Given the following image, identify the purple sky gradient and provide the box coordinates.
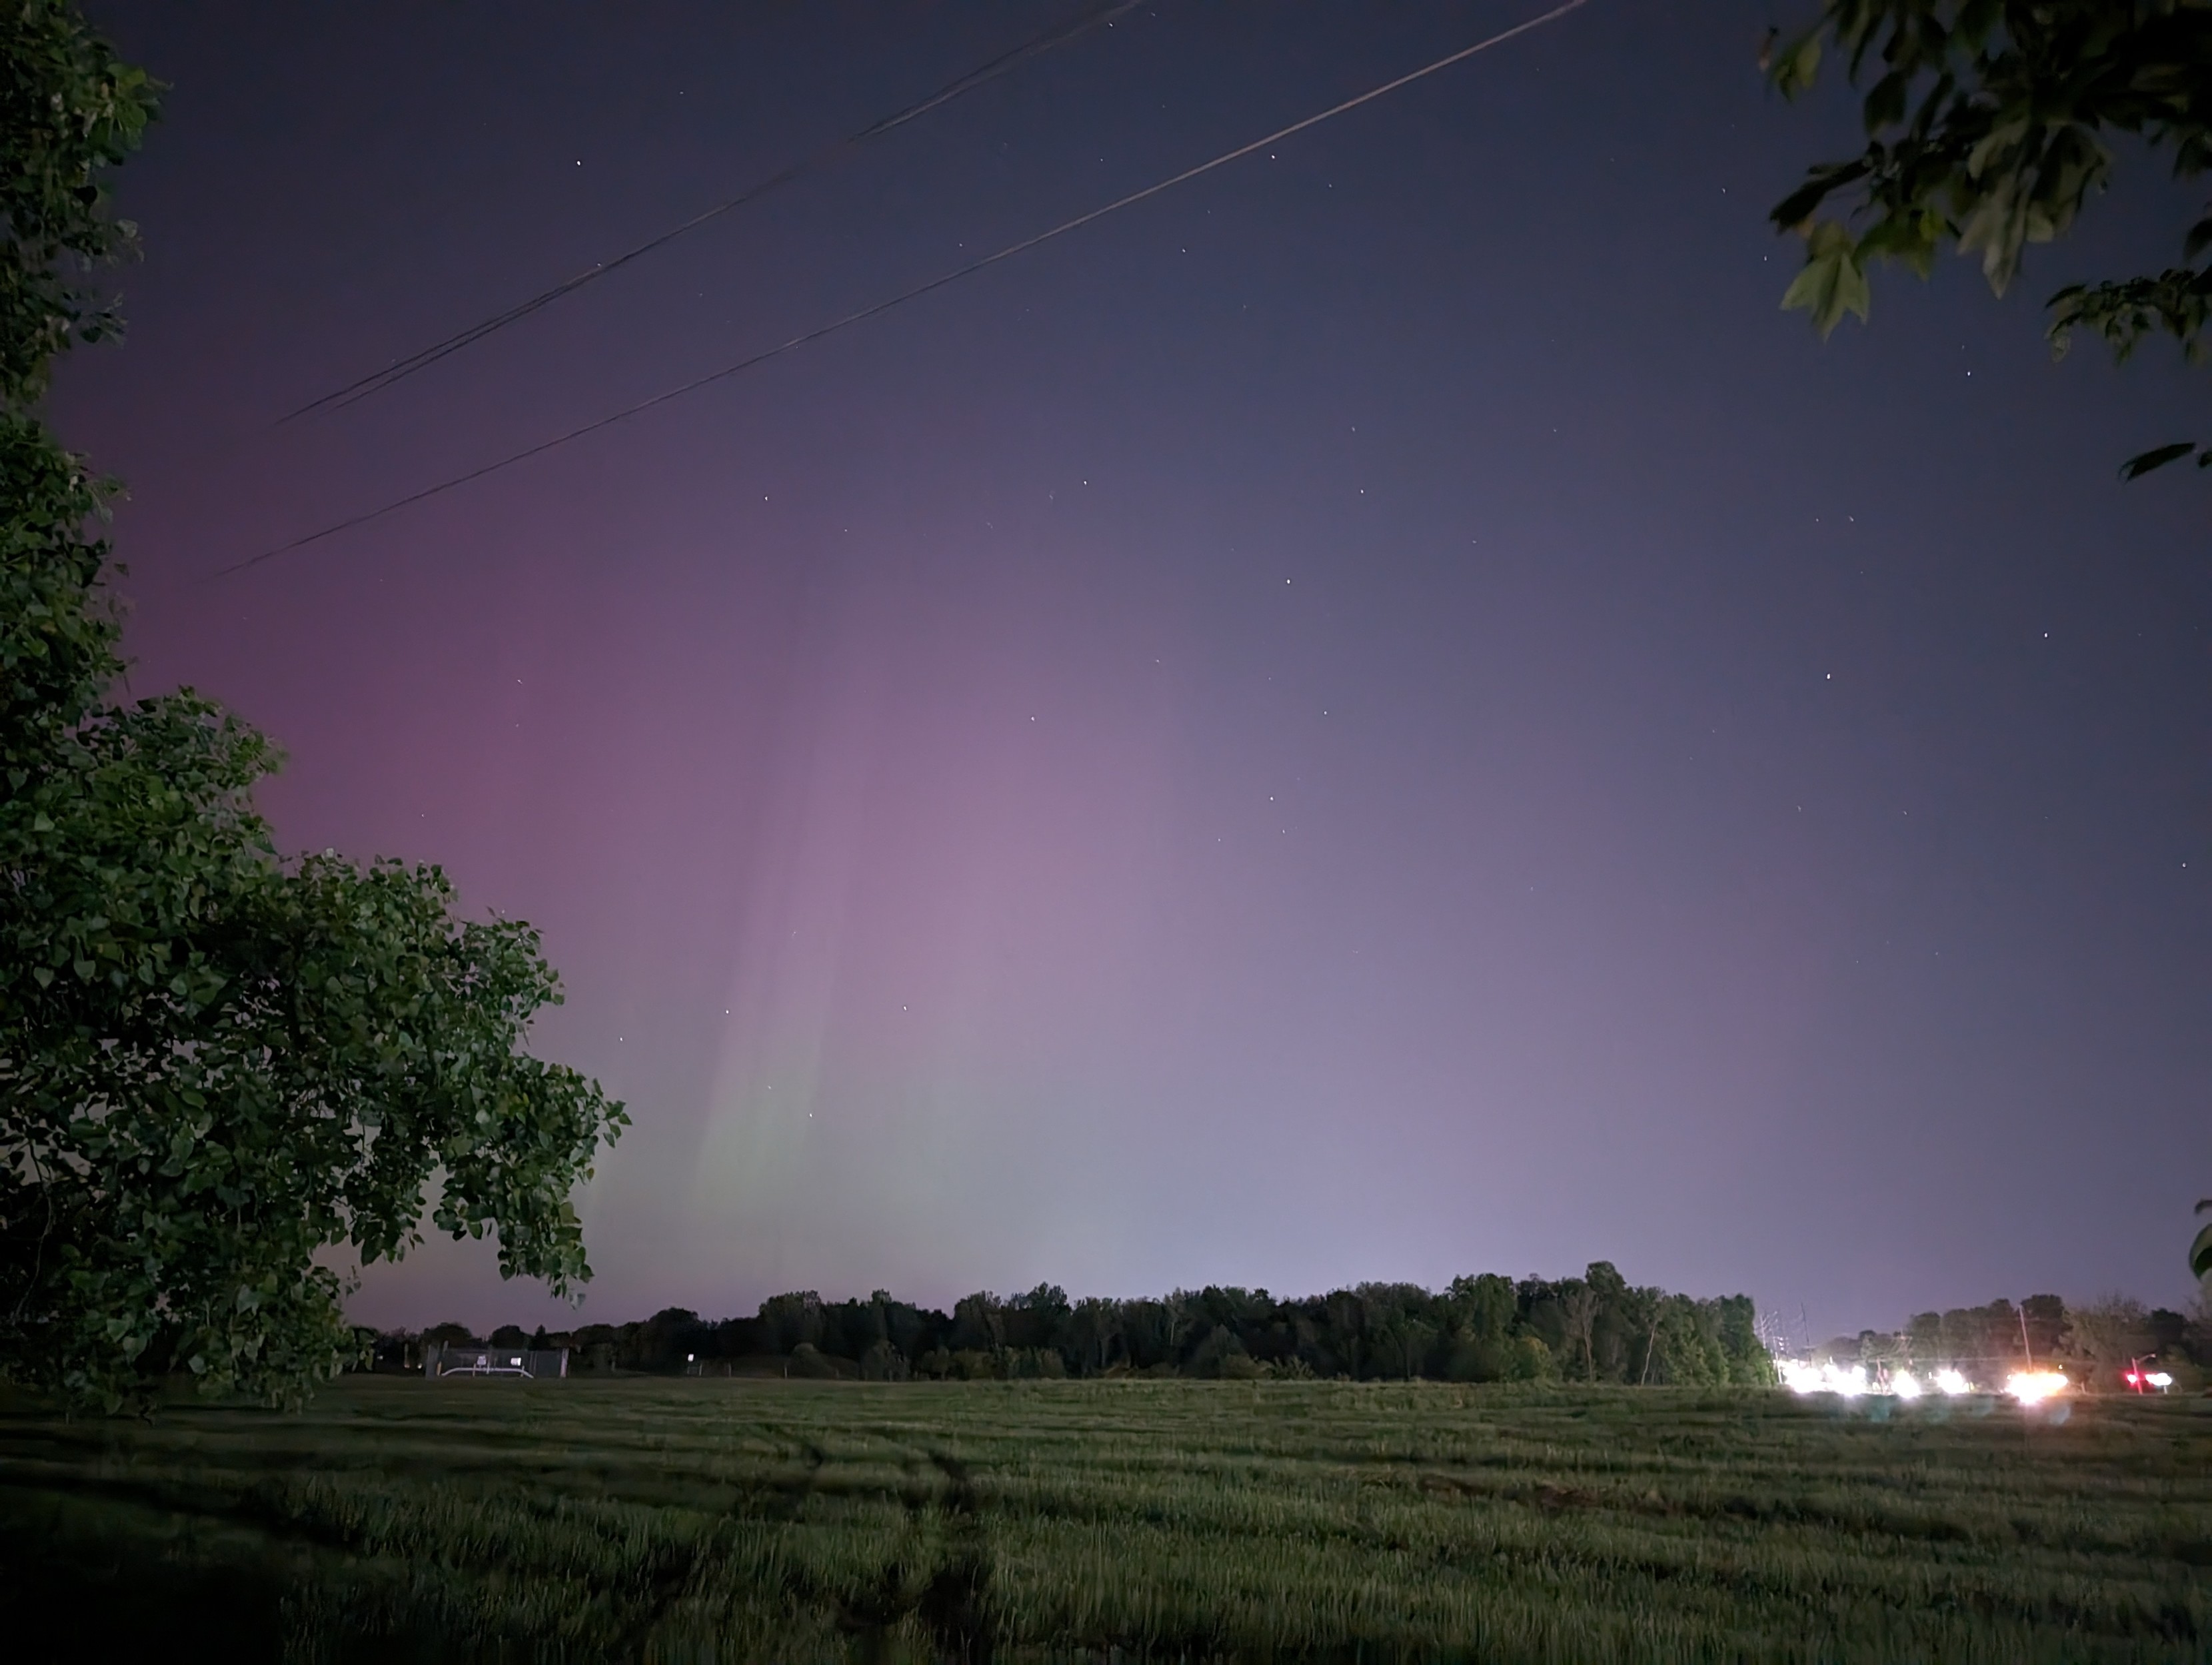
[54,1,2212,1336]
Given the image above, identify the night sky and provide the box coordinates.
[55,1,2212,1337]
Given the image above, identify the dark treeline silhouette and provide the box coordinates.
[1815,1293,2212,1387]
[366,1262,1773,1385]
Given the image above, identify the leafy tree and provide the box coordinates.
[1556,1278,1601,1383]
[950,1290,1004,1353]
[1903,1309,1945,1367]
[785,1341,836,1379]
[1711,1295,1777,1385]
[1582,1261,1638,1381]
[626,1309,707,1371]
[2061,1300,2150,1379]
[1118,1295,1188,1371]
[1004,1281,1072,1357]
[0,1,153,404]
[0,1,623,1412]
[403,1267,1767,1385]
[1067,1295,1122,1373]
[1447,1272,1518,1337]
[1932,1299,2028,1369]
[2145,1303,2190,1360]
[2067,1293,2154,1383]
[858,1337,908,1381]
[2019,1292,2071,1360]
[1366,1310,1432,1380]
[1765,1,2212,477]
[756,1291,824,1355]
[1504,1332,1558,1382]
[1442,1273,1520,1382]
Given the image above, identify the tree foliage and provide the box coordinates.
[0,1,624,1412]
[0,1,153,404]
[519,1267,1775,1387]
[1842,1289,2212,1387]
[1766,1,2212,475]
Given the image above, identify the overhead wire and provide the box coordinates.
[280,0,1149,421]
[230,0,1592,576]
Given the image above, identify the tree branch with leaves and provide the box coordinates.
[1766,0,2212,477]
[0,0,624,1412]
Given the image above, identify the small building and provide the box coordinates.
[424,1342,568,1380]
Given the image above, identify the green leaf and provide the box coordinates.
[1770,159,1869,235]
[1863,69,1907,132]
[1781,222,1871,336]
[2119,442,2197,481]
[1769,29,1821,99]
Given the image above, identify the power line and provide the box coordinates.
[280,0,1149,421]
[231,0,1593,576]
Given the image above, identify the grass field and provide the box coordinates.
[0,1377,2206,1662]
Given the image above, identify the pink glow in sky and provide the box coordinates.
[56,0,2212,1333]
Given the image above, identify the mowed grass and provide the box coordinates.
[1,1378,2207,1662]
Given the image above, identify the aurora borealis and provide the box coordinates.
[49,0,2212,1335]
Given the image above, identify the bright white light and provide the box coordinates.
[1781,1359,1870,1396]
[1781,1359,1988,1400]
[2005,1369,2069,1404]
[2146,1371,2173,1391]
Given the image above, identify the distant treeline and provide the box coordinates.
[1818,1293,2210,1383]
[369,1262,1774,1385]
